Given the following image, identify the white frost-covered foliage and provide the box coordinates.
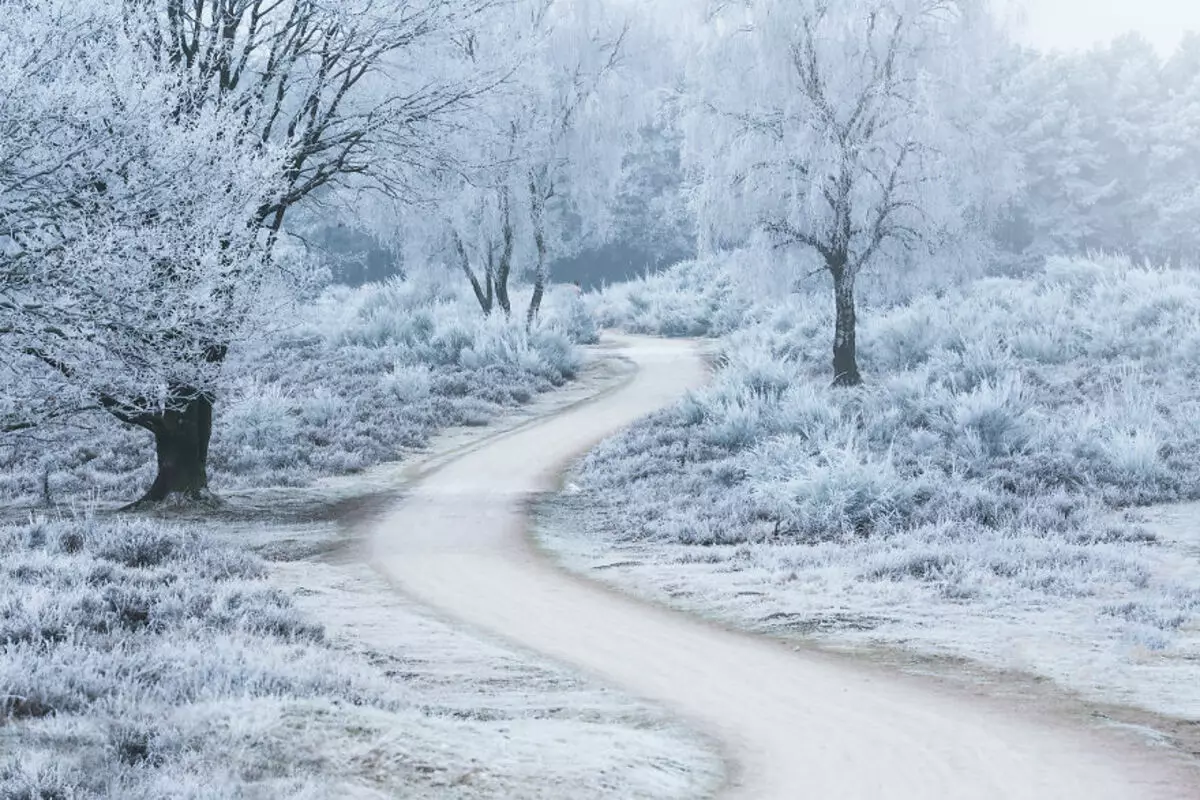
[995,33,1200,264]
[387,0,646,320]
[584,256,1200,542]
[0,272,588,503]
[3,0,513,505]
[0,1,282,431]
[0,515,713,798]
[0,515,384,796]
[588,245,979,338]
[558,256,1200,713]
[589,255,759,337]
[682,0,1002,257]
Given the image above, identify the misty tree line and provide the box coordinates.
[3,0,1198,504]
[995,33,1200,265]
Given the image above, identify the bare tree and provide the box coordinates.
[687,0,988,385]
[522,9,630,328]
[450,188,515,316]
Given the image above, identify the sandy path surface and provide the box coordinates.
[369,334,1193,799]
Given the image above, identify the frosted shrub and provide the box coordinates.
[945,375,1037,461]
[1101,428,1165,484]
[346,304,434,349]
[384,363,433,404]
[931,338,1016,394]
[702,397,769,451]
[221,381,300,456]
[459,318,575,380]
[741,295,831,366]
[591,257,757,337]
[1041,254,1110,291]
[427,317,476,366]
[745,433,919,539]
[530,327,582,378]
[693,376,778,450]
[97,523,188,569]
[0,516,415,797]
[722,344,793,400]
[541,284,600,344]
[296,387,349,429]
[863,299,956,370]
[774,384,843,442]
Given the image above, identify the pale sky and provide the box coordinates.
[999,0,1200,55]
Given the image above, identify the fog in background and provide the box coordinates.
[303,1,1200,290]
[1006,0,1200,54]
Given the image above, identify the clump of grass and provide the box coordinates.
[589,254,759,337]
[0,514,411,796]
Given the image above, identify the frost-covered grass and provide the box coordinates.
[589,254,759,337]
[547,255,1200,719]
[0,514,404,797]
[0,272,595,505]
[589,245,989,338]
[0,515,718,798]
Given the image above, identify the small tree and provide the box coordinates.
[448,187,517,316]
[405,0,639,324]
[685,0,994,385]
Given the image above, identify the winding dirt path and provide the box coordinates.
[369,334,1193,799]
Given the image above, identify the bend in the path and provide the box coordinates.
[369,333,1193,800]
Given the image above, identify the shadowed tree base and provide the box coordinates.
[832,365,863,387]
[121,392,220,511]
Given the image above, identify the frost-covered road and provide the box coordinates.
[369,334,1190,799]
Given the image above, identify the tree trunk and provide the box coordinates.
[453,231,493,315]
[495,269,511,316]
[831,266,862,387]
[464,269,494,315]
[496,191,515,317]
[525,214,548,330]
[131,391,214,507]
[494,242,511,317]
[525,174,549,330]
[526,271,545,331]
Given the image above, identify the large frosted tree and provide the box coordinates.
[993,33,1200,265]
[996,36,1164,260]
[1,0,492,505]
[1,2,281,498]
[683,0,997,385]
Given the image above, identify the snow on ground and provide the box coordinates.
[1,333,722,799]
[539,506,1200,725]
[270,556,721,799]
[540,254,1200,753]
